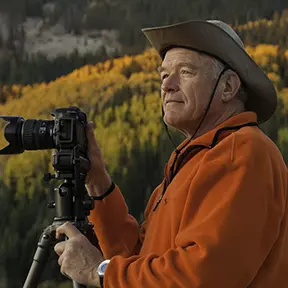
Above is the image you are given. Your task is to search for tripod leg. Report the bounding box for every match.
[23,233,52,288]
[23,230,89,288]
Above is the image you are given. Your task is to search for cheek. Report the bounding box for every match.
[182,83,196,110]
[183,78,211,109]
[181,82,209,122]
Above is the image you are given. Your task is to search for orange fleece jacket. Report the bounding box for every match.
[88,111,288,287]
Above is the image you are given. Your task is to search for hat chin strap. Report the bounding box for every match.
[162,66,229,153]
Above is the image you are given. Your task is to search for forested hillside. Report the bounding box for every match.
[0,1,287,87]
[0,10,288,288]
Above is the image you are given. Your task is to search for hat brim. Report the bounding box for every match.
[142,20,277,123]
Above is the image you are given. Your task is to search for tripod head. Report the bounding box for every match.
[45,142,95,233]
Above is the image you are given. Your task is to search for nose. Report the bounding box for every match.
[161,74,179,93]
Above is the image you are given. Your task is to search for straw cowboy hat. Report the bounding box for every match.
[141,20,277,123]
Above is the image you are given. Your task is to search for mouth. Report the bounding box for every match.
[165,100,184,105]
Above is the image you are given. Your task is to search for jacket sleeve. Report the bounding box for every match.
[88,183,162,259]
[102,133,287,287]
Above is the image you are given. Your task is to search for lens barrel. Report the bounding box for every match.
[0,106,86,155]
[22,120,55,150]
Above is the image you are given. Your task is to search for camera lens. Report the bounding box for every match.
[22,120,55,150]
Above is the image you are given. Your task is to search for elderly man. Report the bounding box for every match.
[54,20,288,287]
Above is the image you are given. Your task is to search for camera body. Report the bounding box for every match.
[50,107,90,176]
[0,106,90,176]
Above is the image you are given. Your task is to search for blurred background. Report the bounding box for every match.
[0,0,287,287]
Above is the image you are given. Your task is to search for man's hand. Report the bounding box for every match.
[85,121,112,197]
[54,222,104,287]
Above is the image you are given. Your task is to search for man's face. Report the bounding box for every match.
[159,48,221,135]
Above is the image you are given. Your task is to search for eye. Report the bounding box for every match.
[161,73,169,80]
[181,69,192,75]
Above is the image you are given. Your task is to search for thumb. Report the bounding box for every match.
[54,241,66,256]
[86,121,95,133]
[86,122,100,152]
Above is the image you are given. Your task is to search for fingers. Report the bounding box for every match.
[56,222,81,239]
[60,261,72,280]
[86,121,94,133]
[58,252,64,266]
[86,122,101,154]
[54,241,66,256]
[86,122,96,141]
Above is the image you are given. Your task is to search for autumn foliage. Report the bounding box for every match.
[0,14,288,287]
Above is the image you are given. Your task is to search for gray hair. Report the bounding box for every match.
[206,55,248,104]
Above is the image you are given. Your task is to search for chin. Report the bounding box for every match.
[163,114,183,130]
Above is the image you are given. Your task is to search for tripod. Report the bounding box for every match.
[23,146,101,288]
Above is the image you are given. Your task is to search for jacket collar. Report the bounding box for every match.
[166,111,258,173]
[154,111,258,211]
[176,111,257,151]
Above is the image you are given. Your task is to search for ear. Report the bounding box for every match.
[221,71,241,103]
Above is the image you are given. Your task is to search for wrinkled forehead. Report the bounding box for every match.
[161,47,211,69]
